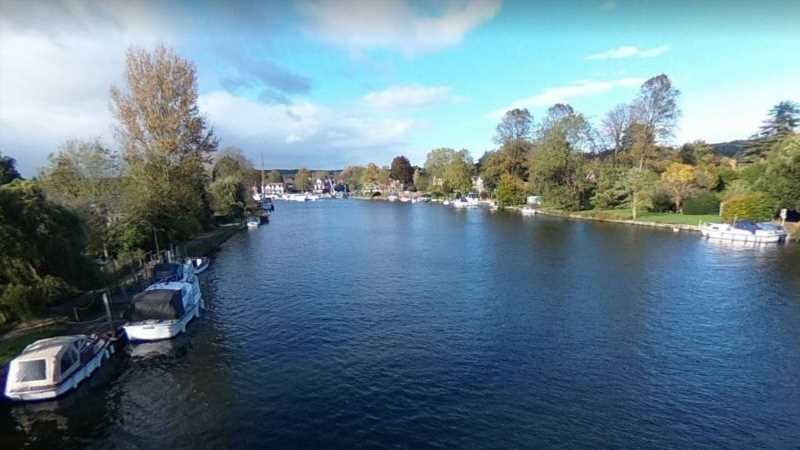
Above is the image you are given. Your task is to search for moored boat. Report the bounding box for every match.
[247,217,260,228]
[520,206,538,216]
[700,221,787,243]
[4,335,114,402]
[123,276,203,342]
[186,257,209,274]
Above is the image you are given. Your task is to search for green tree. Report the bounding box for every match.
[294,168,311,191]
[412,168,430,192]
[424,148,473,193]
[268,169,283,183]
[745,101,800,160]
[390,156,414,186]
[600,104,631,163]
[495,174,526,208]
[38,139,121,255]
[631,74,681,144]
[660,162,698,212]
[678,140,712,165]
[111,45,218,244]
[337,165,364,190]
[209,176,246,219]
[0,180,98,324]
[756,135,800,209]
[495,108,533,145]
[0,152,22,185]
[213,147,254,182]
[592,164,629,209]
[626,168,658,220]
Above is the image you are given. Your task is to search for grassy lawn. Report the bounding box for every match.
[564,209,720,226]
[0,325,68,366]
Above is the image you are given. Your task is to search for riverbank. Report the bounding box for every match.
[526,208,715,232]
[0,224,244,366]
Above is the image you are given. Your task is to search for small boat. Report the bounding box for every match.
[399,196,410,203]
[700,221,787,243]
[466,192,480,206]
[150,261,194,285]
[387,193,399,202]
[123,276,203,342]
[520,206,538,216]
[443,200,451,206]
[4,335,114,402]
[452,197,476,208]
[186,257,209,274]
[247,217,260,228]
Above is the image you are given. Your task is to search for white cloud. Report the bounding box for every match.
[199,91,416,168]
[586,45,670,61]
[489,78,644,119]
[296,0,501,56]
[363,84,456,109]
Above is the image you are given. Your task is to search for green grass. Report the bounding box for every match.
[0,326,68,366]
[561,209,720,226]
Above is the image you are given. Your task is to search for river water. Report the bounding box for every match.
[2,200,800,449]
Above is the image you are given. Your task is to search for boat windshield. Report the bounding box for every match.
[15,359,47,382]
[734,221,760,232]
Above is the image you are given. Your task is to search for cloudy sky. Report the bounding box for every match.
[1,0,799,175]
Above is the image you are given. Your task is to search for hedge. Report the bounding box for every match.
[721,192,774,222]
[684,192,720,215]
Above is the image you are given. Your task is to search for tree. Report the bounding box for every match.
[209,176,246,219]
[294,168,311,191]
[660,162,697,212]
[38,139,121,255]
[631,74,681,144]
[478,150,505,190]
[756,135,800,210]
[601,104,631,163]
[759,100,800,138]
[538,103,597,152]
[111,45,218,243]
[268,170,283,183]
[745,101,800,159]
[338,165,364,190]
[494,108,533,145]
[389,156,414,186]
[495,174,526,208]
[0,180,98,324]
[626,168,658,220]
[424,148,473,193]
[0,152,22,185]
[213,147,253,182]
[412,167,430,192]
[678,140,712,165]
[592,164,629,209]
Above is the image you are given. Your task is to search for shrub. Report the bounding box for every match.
[495,174,526,208]
[683,192,720,215]
[721,192,774,221]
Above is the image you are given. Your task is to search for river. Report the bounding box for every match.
[2,200,800,449]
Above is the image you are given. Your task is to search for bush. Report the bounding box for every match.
[649,187,674,213]
[721,192,774,221]
[495,174,526,208]
[683,192,720,215]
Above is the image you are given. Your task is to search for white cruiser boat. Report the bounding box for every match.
[520,206,538,216]
[123,276,203,342]
[4,335,114,401]
[452,197,477,208]
[247,217,260,228]
[186,257,209,274]
[700,221,787,244]
[150,261,194,285]
[387,193,399,202]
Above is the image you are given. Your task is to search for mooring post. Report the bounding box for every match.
[102,292,116,337]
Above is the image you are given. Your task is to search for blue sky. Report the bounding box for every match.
[1,0,799,175]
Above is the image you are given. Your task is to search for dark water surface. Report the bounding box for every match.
[3,200,800,449]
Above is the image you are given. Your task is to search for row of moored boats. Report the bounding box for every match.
[4,257,211,402]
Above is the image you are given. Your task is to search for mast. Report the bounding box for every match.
[260,152,265,192]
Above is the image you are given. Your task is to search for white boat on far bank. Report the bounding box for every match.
[520,206,538,216]
[700,221,787,244]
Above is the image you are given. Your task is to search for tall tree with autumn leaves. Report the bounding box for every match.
[111,45,218,243]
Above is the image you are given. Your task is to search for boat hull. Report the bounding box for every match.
[701,231,784,243]
[124,302,201,342]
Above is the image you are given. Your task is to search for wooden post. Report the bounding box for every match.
[102,292,115,337]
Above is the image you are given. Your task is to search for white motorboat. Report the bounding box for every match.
[520,206,538,216]
[247,217,260,228]
[123,276,203,342]
[443,200,451,206]
[452,197,476,208]
[186,257,209,274]
[700,221,787,243]
[150,261,195,284]
[4,335,114,402]
[466,192,480,206]
[399,196,410,203]
[387,193,399,202]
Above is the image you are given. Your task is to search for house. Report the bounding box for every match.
[263,182,285,196]
[471,176,485,194]
[313,177,337,194]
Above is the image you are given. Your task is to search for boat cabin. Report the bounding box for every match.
[6,336,92,397]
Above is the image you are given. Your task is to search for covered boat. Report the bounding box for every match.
[123,277,203,342]
[150,262,194,284]
[700,221,787,243]
[186,257,210,274]
[4,335,113,401]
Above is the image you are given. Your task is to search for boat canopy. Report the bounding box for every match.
[733,221,759,232]
[151,263,185,283]
[130,289,185,321]
[8,336,85,388]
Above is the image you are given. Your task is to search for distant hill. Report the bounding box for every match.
[710,140,753,159]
